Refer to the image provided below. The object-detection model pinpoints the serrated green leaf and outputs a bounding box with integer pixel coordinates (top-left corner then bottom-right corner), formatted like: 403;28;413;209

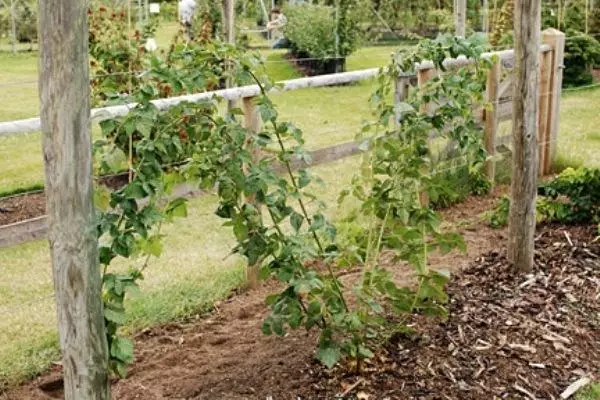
290;211;304;232
316;346;341;369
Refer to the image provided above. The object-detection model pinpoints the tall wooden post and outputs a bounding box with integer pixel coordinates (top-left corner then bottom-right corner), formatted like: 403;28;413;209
39;0;110;398
223;0;236;112
484;59;500;183
482;0;490;34
542;29;565;173
242;96;262;288
508;0;541;273
9;0;17;55
456;0;467;36
394;75;411;128
537;47;552;176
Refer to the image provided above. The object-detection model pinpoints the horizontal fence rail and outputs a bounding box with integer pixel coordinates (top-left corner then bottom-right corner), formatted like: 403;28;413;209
0;44;553;137
0;68;379;137
0;31;565;249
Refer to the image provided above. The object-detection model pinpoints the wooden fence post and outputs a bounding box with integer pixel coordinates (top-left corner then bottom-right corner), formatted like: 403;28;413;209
484;59;500;184
537;47;552;176
242;96;262;288
508;0;541;273
542;28;565;174
223;0;236;112
394;75;411;128
455;0;467;36
39;0;110;398
417;67;436;206
417;67;436;114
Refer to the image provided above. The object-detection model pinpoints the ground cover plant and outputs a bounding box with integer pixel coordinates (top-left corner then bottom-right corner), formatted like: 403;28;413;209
486;167;600;229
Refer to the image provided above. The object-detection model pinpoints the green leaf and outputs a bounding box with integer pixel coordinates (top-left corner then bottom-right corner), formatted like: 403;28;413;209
94;186;111;211
316;346;341;369
110;336;134;364
104;308;127;324
358;344;374;359
290;212;304;232
298;169;311;189
165;198;188;219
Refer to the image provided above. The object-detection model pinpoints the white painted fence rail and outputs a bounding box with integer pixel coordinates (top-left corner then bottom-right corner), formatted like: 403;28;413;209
0;68;380;137
0;44;552;138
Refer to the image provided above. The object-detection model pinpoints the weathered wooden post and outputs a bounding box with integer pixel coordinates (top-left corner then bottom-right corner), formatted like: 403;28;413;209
484;59;500;184
417;66;436;114
508;0;541;273
39;0;110;398
242;96;262;288
394;75;411;128
223;0;236;112
9;0;17;55
542;28;565;174
417;66;436;206
537;46;552;176
456;0;467;36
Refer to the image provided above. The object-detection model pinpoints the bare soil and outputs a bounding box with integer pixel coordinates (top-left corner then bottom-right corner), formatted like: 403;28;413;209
0;192;46;226
0;174;129;226
5;189;600;399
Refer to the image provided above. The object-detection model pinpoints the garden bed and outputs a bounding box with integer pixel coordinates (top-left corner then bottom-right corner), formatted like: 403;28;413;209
7;191;600;399
0;173;130;227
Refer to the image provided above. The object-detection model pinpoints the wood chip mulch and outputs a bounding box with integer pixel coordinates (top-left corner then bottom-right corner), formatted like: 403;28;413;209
317;224;600;400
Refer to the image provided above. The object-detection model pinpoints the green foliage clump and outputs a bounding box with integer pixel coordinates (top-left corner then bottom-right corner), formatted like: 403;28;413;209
284;2;360;59
563;33;600;87
88;5;148;106
0;0;37;44
486;167;600;229
539;167;600;222
94;39;261;377
95;32;494;375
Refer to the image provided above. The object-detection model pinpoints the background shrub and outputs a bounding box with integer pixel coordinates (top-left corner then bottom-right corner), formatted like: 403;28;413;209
563;33;600;87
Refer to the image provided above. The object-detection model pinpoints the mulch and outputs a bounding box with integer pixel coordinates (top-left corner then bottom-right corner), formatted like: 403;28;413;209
316;224;600;399
3;202;599;399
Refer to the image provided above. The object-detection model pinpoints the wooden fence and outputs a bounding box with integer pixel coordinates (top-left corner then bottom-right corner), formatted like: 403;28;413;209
0;29;565;248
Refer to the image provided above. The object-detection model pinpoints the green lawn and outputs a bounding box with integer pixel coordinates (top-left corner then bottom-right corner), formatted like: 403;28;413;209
2;22;600;390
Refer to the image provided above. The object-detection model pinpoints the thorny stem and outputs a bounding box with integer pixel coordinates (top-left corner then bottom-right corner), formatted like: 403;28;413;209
248;69;349;313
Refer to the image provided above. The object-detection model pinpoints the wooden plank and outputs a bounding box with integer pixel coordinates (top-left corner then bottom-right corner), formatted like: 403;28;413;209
542;29;566;173
498;76;514;98
0;141;364;249
537;48;552;176
39;0;110;397
508;0;541;273
485;60;501;183
394;76;411;128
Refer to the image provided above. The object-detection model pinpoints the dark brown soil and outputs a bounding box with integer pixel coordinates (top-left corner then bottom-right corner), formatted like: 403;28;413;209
5;190;599;399
0;174;129;226
0;192;46;226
